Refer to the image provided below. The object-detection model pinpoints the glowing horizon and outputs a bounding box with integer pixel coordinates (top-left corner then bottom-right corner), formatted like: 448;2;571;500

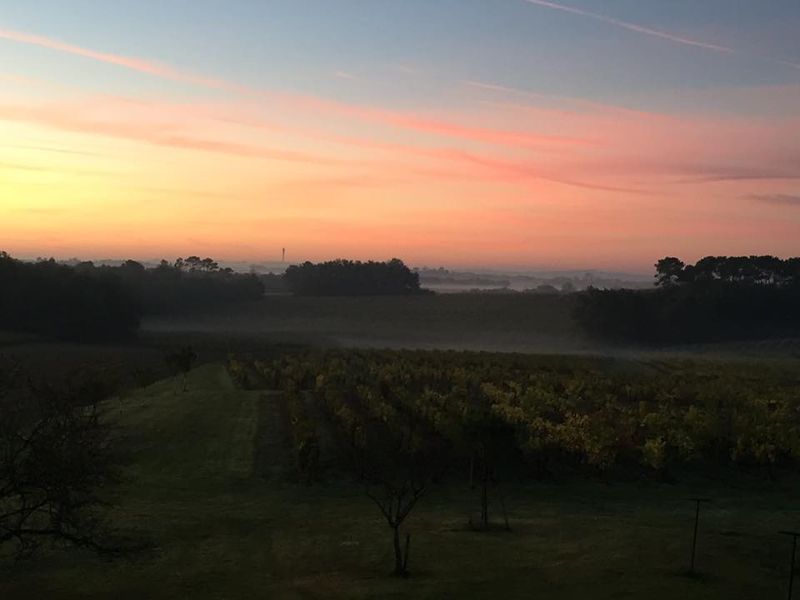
1;1;799;271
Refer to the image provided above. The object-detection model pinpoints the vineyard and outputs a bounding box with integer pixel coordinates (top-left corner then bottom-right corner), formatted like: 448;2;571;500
229;350;800;478
228;350;800;576
4;355;800;598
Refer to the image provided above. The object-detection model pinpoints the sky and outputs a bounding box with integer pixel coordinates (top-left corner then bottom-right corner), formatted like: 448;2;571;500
1;0;799;272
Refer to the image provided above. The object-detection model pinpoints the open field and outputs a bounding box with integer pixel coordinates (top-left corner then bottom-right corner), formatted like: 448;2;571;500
3;362;800;599
143;294;590;354
142;294;800;360
6;293;796;369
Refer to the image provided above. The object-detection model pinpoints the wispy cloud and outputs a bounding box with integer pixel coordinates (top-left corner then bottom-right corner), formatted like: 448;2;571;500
747;193;800;207
0;159;116;177
522;0;735;53
0;72;40;85
0;160;50;172
0;99;619;194
673;167;800;184
1;144;109;158
0;27;246;91
461;79;654;117
392;64;418;75
522;0;800;71
776;58;800;71
0;102;351;167
333;70;357;80
0;26;583;150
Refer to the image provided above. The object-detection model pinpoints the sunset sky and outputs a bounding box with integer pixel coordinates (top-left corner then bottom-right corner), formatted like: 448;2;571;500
1;0;799;271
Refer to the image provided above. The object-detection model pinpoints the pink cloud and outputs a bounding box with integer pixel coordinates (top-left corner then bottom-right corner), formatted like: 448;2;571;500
275;93;593;149
0;26;588;150
4;89;798;198
0;102;351;167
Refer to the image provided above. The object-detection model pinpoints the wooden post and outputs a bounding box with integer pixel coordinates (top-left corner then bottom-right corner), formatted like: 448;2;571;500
688;498;711;575
780;531;800;600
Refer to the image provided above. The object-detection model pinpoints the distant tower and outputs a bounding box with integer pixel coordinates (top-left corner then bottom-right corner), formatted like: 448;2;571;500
282;247;286;263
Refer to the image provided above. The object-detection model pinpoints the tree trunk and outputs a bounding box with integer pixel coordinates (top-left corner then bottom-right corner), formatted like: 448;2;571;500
392;525;405;577
469;452;476;489
481;464;489;529
499;485;510;531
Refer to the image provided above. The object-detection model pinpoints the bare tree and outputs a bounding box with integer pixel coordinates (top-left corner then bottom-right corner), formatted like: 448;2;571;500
0;362;118;558
462;391;516;531
346;408;449;577
165;347;198;392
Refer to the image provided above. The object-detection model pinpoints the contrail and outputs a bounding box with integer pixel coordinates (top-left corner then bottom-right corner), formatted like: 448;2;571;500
522;0;735;53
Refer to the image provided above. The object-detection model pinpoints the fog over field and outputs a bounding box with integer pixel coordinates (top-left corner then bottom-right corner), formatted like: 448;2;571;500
143;294;588;354
142;294;800;361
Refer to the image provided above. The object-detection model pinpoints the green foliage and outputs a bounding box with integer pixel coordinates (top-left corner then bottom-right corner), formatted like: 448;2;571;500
230;349;800;476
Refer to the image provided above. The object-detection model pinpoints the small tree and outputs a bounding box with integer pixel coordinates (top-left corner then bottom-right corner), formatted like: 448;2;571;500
462;386;516;531
346;408;449;577
165;347;198;392
0;363;117;557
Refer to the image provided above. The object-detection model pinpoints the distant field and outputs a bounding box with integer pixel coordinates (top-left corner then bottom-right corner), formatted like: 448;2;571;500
142;293;800;359
2;362;799;599
143;293;591;354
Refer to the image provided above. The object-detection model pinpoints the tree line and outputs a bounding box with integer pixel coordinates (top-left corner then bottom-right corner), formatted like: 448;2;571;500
0;252;140;342
0;253;429;341
283;258;423;296
575;255;800;344
654;255;800;287
90;257;264;315
0;252;264;342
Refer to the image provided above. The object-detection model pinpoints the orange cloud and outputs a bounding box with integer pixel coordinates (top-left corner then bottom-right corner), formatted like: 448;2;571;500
0;102;354;167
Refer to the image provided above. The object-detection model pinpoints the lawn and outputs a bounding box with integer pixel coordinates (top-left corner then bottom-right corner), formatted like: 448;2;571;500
2;363;799;599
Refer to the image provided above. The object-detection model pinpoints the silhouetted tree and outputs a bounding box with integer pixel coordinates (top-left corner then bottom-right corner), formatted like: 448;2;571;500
165;347;198;392
654;257;685;287
577;255;800;344
0;252;140;342
462;386;516;531
0;362;117;558
345;407;449;577
284;259;422;296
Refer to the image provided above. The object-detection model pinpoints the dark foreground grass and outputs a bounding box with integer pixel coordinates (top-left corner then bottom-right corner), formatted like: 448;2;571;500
1;364;799;599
